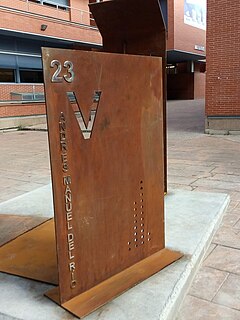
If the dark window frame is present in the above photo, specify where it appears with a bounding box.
[19,69,44,84]
[0,68,16,83]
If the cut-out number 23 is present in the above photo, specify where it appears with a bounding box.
[50,60,74,83]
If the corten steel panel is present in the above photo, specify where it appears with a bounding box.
[89,0,166,55]
[0,214,48,247]
[0,219,58,285]
[90,0,168,193]
[46,248,182,318]
[42,48,166,304]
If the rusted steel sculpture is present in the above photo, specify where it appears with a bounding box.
[0,0,182,318]
[90,0,168,193]
[41,48,181,317]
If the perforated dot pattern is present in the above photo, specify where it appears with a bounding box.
[128,180,152,251]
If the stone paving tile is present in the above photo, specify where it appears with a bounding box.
[231,207,240,215]
[203,245,240,275]
[213,274,240,310]
[0,138,46,203]
[168,100,240,318]
[168,184,193,191]
[177,295,240,320]
[235,202,240,208]
[0,170,28,180]
[192,186,232,195]
[191,178,240,191]
[168,175,198,185]
[228,191,240,201]
[168,167,212,179]
[221,214,240,228]
[213,226,240,250]
[203,244,217,261]
[234,219,240,230]
[28,176,51,185]
[212,161,240,168]
[220,135,240,143]
[0,177,26,189]
[212,166,240,176]
[13,181,47,192]
[168,163,213,172]
[189,266,228,301]
[0,131,50,202]
[167,158,215,167]
[227,200,240,211]
[0,189,27,203]
[210,173,240,183]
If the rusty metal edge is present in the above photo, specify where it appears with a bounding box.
[45,248,183,318]
[0,219,58,285]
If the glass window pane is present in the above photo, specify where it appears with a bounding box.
[0,69,15,82]
[19,70,43,83]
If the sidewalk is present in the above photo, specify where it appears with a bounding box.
[167,100,240,319]
[0,99,239,319]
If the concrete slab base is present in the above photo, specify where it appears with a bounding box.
[0,186,229,320]
[0,184,53,218]
[205,117,240,135]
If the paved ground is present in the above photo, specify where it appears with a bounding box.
[168,100,240,319]
[0,99,240,319]
[0,129,50,203]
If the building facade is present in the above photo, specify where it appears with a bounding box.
[0,0,101,126]
[205,0,240,134]
[166,0,206,100]
[0,0,207,128]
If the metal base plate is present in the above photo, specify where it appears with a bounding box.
[46,248,182,318]
[0,215,182,318]
[0,219,58,285]
[0,214,48,247]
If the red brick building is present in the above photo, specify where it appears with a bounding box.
[167,0,206,100]
[0,0,101,128]
[0,0,207,128]
[205,0,240,134]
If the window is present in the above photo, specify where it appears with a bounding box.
[45,0,69,6]
[0,69,15,82]
[29,0,69,9]
[19,69,43,83]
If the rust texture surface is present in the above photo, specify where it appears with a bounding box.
[0,214,48,247]
[43,48,166,304]
[0,219,57,285]
[89,0,166,55]
[90,0,168,192]
[46,248,182,318]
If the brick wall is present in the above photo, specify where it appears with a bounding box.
[0,90,80,118]
[0,84,44,101]
[0,102,46,118]
[0,1,101,45]
[0,0,102,119]
[167,0,206,55]
[70,0,90,24]
[0,83,45,118]
[167,0,174,49]
[206,0,240,116]
[194,72,205,99]
[1,0,91,25]
[0,0,70,20]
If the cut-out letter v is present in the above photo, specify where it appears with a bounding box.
[67,91,102,139]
